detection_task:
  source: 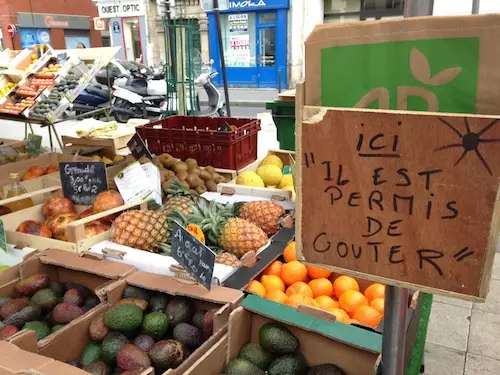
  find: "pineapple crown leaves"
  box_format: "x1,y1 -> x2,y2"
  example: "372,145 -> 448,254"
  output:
164,179 -> 198,200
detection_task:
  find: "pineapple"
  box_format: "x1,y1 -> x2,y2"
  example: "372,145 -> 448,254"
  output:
169,199 -> 268,258
112,210 -> 169,252
237,201 -> 285,236
215,252 -> 243,267
162,180 -> 198,216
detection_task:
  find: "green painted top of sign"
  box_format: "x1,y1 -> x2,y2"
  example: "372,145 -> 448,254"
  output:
26,134 -> 42,156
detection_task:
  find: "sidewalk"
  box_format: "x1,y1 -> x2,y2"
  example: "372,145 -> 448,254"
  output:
198,88 -> 279,107
424,251 -> 500,374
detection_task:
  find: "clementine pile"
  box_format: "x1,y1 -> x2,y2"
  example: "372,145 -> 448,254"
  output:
261,274 -> 285,293
263,260 -> 283,277
352,306 -> 382,328
315,296 -> 339,310
339,290 -> 369,317
286,281 -> 313,298
333,276 -> 360,299
247,280 -> 266,297
308,278 -> 334,299
266,289 -> 288,304
283,241 -> 297,263
286,294 -> 319,308
281,260 -> 308,286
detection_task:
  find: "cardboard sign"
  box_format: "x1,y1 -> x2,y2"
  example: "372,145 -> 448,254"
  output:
0,220 -> 6,252
26,134 -> 42,156
127,133 -> 153,161
114,162 -> 161,206
305,14 -> 500,116
59,162 -> 108,205
171,222 -> 216,290
297,107 -> 500,300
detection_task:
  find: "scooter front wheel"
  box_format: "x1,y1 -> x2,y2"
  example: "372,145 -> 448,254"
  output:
113,99 -> 132,123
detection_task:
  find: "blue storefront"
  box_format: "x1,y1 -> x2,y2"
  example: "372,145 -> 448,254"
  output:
208,0 -> 289,88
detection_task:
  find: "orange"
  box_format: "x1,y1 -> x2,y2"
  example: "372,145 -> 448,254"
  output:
306,265 -> 332,279
286,281 -> 313,298
281,260 -> 308,286
352,306 -> 382,328
364,283 -> 386,302
263,260 -> 283,277
283,241 -> 297,263
327,307 -> 350,324
339,290 -> 369,317
260,275 -> 285,293
349,319 -> 361,325
370,298 -> 385,315
315,296 -> 339,311
266,289 -> 288,304
333,275 -> 360,299
247,280 -> 266,297
286,294 -> 318,308
308,278 -> 334,298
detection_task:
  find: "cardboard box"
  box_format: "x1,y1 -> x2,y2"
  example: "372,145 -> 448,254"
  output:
35,271 -> 243,375
218,150 -> 295,201
0,188 -> 149,253
187,295 -> 381,375
62,134 -> 134,160
2,248 -> 135,351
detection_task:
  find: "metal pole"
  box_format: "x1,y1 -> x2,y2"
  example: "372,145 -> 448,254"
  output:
472,0 -> 480,14
380,286 -> 408,375
166,1 -> 176,75
213,0 -> 232,117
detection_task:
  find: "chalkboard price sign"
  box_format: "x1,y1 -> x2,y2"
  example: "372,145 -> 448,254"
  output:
127,133 -> 153,160
59,162 -> 108,205
171,222 -> 216,290
26,134 -> 42,156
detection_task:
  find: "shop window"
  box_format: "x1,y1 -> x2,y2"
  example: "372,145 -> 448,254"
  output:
363,0 -> 403,10
221,13 -> 257,68
259,12 -> 276,23
64,30 -> 90,49
122,18 -> 142,62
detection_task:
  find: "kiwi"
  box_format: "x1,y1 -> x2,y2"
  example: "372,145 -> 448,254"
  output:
138,156 -> 150,164
195,185 -> 207,194
213,174 -> 226,184
199,170 -> 212,181
185,174 -> 202,188
185,158 -> 198,168
172,161 -> 188,174
204,166 -> 216,174
205,180 -> 218,192
179,180 -> 190,189
152,159 -> 164,170
176,171 -> 189,181
159,169 -> 172,183
163,158 -> 178,169
189,189 -> 198,195
159,153 -> 172,160
191,167 -> 202,176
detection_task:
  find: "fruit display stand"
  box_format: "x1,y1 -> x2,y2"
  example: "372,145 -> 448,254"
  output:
28,271 -> 243,374
217,149 -> 296,201
0,248 -> 135,351
0,187 -> 149,254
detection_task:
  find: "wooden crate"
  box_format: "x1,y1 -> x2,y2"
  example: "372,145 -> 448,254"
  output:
62,134 -> 134,159
217,149 -> 295,201
0,186 -> 149,254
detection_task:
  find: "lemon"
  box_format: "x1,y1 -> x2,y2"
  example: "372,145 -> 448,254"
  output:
236,171 -> 265,187
259,155 -> 284,171
278,174 -> 294,189
256,164 -> 283,187
282,185 -> 296,201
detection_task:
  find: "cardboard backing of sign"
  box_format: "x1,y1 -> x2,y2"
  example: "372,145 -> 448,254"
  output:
33,271 -> 243,375
305,14 -> 500,116
1,248 -> 135,350
295,101 -> 500,301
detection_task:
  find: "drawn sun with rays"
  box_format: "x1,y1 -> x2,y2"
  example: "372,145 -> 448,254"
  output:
434,117 -> 500,176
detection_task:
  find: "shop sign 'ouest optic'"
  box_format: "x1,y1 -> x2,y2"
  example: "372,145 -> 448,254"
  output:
97,0 -> 145,18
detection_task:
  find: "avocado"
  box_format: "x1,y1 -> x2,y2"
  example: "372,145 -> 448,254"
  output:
63,289 -> 84,306
81,341 -> 102,366
101,332 -> 129,364
15,274 -> 49,296
51,324 -> 65,333
202,309 -> 215,341
172,323 -> 202,349
141,312 -> 169,340
122,286 -> 150,302
238,343 -> 274,370
259,323 -> 300,355
268,353 -> 307,375
23,321 -> 51,341
4,305 -> 42,328
67,360 -> 82,368
226,358 -> 265,375
62,282 -> 92,299
104,304 -> 143,332
52,303 -> 84,324
192,310 -> 206,329
134,334 -> 155,352
82,295 -> 101,312
149,294 -> 169,312
116,298 -> 148,311
116,344 -> 151,371
0,298 -> 30,319
165,298 -> 194,326
307,364 -> 347,375
83,360 -> 109,375
89,313 -> 109,342
148,339 -> 185,369
31,288 -> 58,311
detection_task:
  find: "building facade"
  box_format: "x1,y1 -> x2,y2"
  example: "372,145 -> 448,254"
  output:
0,0 -> 103,50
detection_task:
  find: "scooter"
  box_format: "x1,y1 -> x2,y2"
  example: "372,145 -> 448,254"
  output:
71,84 -> 110,117
159,60 -> 226,119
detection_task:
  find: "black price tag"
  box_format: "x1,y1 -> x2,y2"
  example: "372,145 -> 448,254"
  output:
59,162 -> 108,205
171,222 -> 216,290
127,133 -> 153,161
26,134 -> 43,156
0,220 -> 7,252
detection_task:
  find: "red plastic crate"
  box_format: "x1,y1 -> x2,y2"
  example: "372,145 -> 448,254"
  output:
136,116 -> 261,170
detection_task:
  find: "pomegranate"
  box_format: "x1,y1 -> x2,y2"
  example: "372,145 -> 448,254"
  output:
78,208 -> 112,226
84,222 -> 111,238
41,197 -> 76,219
93,190 -> 124,213
22,166 -> 45,181
46,213 -> 79,241
16,220 -> 52,238
78,208 -> 94,219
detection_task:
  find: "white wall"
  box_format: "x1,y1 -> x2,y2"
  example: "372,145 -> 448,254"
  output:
433,0 -> 500,15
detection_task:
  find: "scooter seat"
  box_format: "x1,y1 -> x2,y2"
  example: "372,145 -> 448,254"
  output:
86,85 -> 109,98
124,85 -> 148,96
